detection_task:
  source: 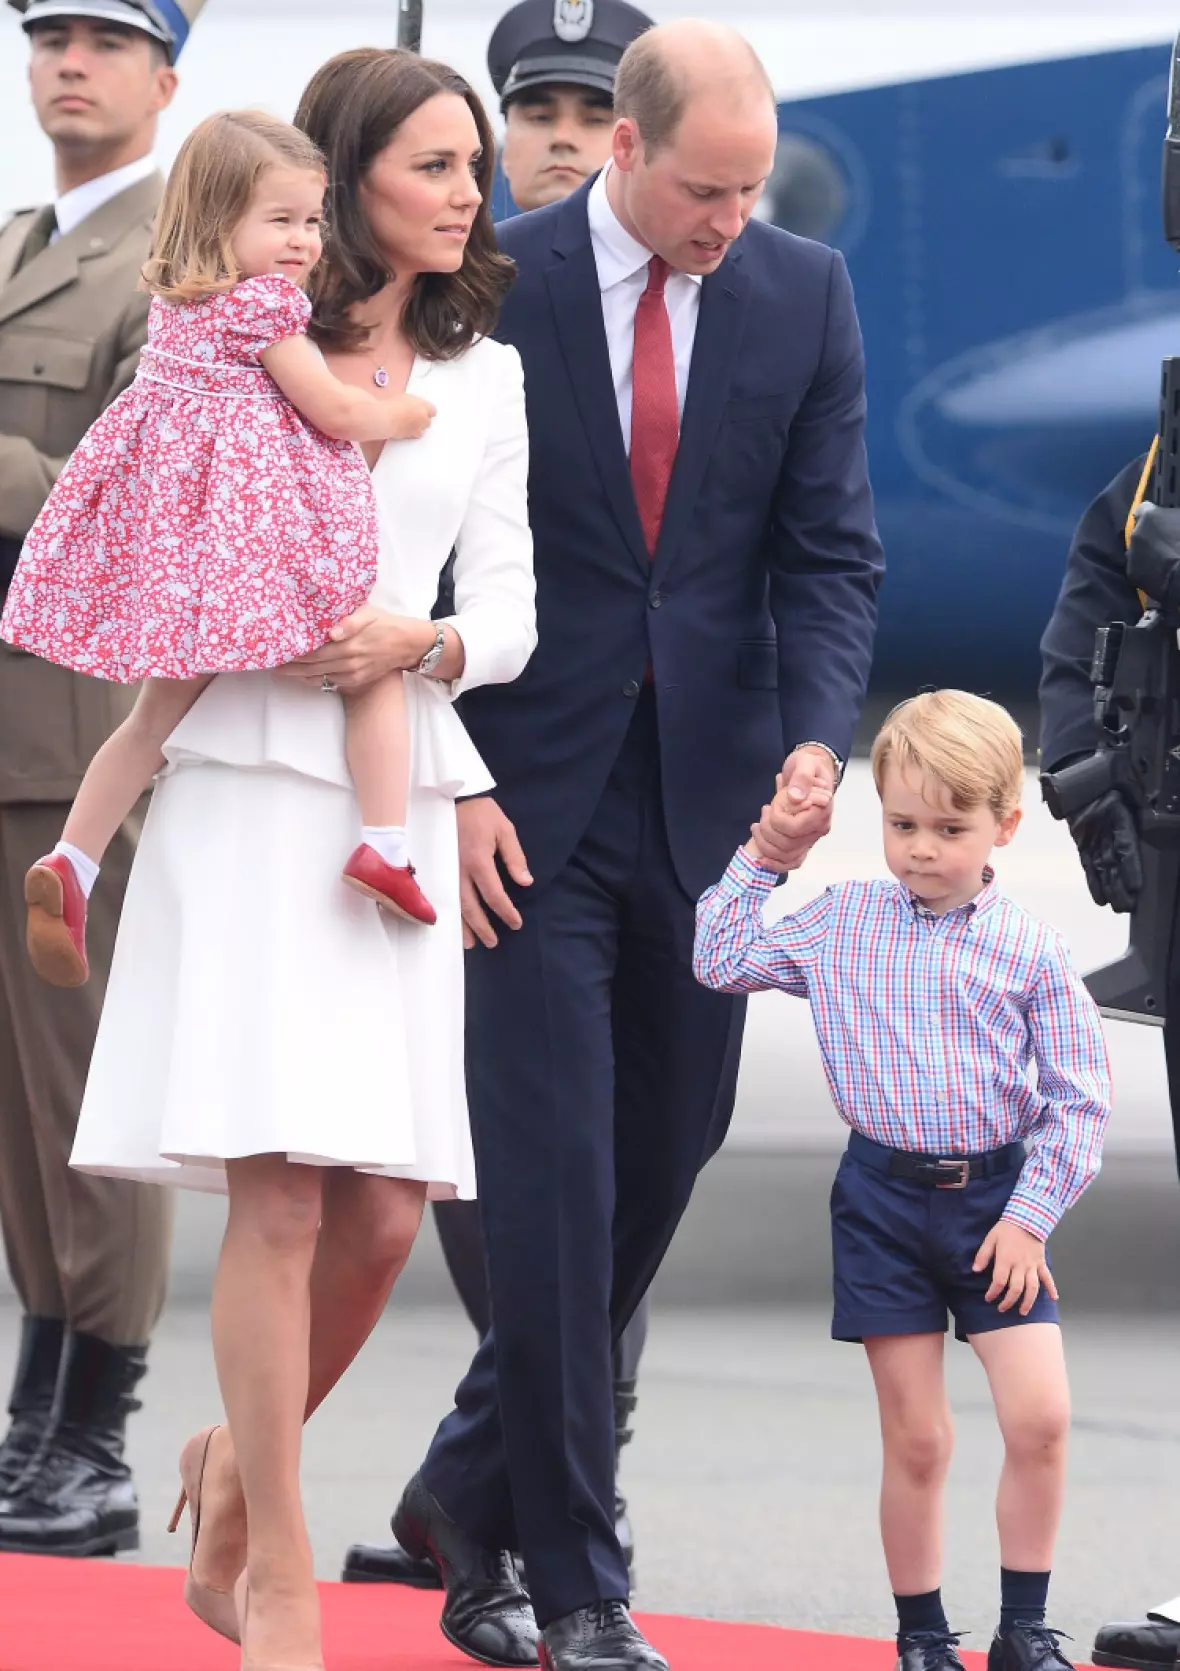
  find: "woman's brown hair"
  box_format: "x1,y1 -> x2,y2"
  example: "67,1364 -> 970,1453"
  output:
294,49 -> 514,361
143,111 -> 325,304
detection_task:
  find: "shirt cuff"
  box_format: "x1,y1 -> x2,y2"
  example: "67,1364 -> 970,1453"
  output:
720,847 -> 782,891
1000,1189 -> 1060,1242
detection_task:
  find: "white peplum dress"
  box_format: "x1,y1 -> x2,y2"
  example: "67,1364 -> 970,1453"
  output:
70,338 -> 536,1200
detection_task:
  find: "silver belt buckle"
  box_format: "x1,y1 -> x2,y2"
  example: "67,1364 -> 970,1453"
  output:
934,1158 -> 970,1190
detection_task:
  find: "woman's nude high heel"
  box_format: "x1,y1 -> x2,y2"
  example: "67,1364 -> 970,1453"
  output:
168,1425 -> 241,1644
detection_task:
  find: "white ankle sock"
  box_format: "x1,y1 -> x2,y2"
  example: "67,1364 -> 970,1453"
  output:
54,841 -> 100,899
362,825 -> 409,868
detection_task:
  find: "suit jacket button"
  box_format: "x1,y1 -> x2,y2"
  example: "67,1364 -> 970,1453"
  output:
649,592 -> 663,609
33,363 -> 45,376
622,679 -> 640,698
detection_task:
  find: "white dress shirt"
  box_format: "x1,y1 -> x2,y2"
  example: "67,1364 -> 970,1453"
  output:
587,165 -> 702,454
52,154 -> 158,242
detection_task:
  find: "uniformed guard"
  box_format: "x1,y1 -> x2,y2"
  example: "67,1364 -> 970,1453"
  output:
339,0 -> 658,1596
490,0 -> 654,214
1040,454 -> 1180,1671
1040,37 -> 1180,1660
0,0 -> 200,1558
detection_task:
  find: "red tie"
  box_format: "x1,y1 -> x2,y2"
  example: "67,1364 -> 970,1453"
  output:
630,254 -> 679,557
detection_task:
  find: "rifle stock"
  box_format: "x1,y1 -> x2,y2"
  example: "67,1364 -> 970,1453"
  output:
1083,843 -> 1179,1024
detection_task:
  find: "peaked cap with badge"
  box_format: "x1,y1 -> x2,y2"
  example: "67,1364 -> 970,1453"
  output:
488,0 -> 654,110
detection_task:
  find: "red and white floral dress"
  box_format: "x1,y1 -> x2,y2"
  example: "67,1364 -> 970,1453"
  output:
0,274 -> 377,681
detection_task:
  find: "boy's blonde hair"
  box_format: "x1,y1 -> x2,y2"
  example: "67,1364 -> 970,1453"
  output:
143,111 -> 325,304
870,690 -> 1024,817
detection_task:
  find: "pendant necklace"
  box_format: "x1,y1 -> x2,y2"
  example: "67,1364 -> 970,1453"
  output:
369,324 -> 394,389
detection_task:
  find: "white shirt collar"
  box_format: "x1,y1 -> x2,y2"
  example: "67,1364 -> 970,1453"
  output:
54,154 -> 157,242
586,164 -> 703,292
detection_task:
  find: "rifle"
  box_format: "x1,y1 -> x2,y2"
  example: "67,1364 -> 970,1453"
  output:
1041,373 -> 1180,1022
397,0 -> 423,53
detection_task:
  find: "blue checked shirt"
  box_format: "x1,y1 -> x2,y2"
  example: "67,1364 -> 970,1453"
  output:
694,849 -> 1112,1241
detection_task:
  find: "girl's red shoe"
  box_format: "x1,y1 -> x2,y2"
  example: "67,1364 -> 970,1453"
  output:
342,844 -> 437,926
25,854 -> 89,986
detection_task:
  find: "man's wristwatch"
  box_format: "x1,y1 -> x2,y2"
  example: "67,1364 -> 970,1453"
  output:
417,624 -> 446,677
797,740 -> 845,785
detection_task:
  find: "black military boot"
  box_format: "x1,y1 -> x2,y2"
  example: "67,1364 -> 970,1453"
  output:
0,1330 -> 145,1556
613,1378 -> 638,1576
0,1317 -> 63,1501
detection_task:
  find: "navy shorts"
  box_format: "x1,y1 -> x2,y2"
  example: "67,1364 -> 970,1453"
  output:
830,1131 -> 1060,1344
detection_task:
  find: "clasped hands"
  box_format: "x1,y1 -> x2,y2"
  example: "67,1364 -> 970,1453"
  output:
744,744 -> 838,873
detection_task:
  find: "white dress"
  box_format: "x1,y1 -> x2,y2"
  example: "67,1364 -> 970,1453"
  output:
70,339 -> 536,1200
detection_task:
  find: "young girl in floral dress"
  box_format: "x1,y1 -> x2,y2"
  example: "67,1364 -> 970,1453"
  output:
1,109 -> 439,988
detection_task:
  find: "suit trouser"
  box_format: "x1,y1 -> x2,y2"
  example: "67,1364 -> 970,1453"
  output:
433,1196 -> 650,1379
0,804 -> 172,1346
422,693 -> 745,1627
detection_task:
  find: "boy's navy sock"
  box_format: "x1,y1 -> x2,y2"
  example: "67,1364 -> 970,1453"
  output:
999,1568 -> 1051,1633
896,1588 -> 949,1649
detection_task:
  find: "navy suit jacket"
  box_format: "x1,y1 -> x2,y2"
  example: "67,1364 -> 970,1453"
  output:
458,178 -> 884,900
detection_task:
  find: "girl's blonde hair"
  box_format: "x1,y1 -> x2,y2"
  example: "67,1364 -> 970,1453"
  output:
870,690 -> 1025,818
143,111 -> 325,304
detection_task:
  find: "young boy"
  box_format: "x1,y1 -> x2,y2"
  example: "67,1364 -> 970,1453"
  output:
694,691 -> 1111,1671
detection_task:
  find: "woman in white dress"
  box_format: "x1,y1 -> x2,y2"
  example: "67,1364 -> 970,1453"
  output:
70,50 -> 535,1671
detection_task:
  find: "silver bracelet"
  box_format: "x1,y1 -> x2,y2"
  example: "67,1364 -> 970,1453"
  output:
796,740 -> 845,785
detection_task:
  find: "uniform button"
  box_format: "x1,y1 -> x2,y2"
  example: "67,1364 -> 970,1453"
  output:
622,679 -> 640,698
32,363 -> 44,376
649,591 -> 663,609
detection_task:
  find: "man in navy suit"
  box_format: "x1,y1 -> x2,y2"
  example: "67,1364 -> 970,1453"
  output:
392,21 -> 884,1671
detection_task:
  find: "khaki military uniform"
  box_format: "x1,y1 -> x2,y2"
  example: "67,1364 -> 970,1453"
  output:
0,174 -> 172,1348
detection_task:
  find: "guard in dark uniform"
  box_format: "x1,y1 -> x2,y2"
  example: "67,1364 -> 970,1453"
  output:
1040,450 -> 1180,1671
340,0 -> 656,1593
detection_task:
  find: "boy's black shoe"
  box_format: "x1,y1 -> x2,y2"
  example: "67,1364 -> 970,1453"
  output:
897,1629 -> 968,1669
987,1624 -> 1074,1670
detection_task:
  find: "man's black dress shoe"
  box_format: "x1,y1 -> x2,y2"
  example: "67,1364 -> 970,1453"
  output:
986,1624 -> 1074,1670
1093,1615 -> 1180,1670
341,1537 -> 442,1589
391,1472 -> 539,1668
896,1629 -> 968,1669
539,1602 -> 668,1671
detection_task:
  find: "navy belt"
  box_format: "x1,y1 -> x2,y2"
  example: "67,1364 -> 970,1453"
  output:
847,1129 -> 1026,1191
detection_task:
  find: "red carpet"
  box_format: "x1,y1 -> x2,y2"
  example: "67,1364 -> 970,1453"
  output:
0,1556 -> 1094,1670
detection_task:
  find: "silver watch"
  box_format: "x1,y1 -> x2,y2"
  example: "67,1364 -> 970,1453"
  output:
417,624 -> 446,677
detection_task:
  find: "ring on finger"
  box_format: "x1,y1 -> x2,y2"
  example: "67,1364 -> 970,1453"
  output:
320,675 -> 338,693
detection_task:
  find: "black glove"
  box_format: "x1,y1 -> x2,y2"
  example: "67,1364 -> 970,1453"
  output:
1066,789 -> 1143,912
1126,500 -> 1180,611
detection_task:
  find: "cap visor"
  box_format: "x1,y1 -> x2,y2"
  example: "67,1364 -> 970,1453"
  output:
503,61 -> 617,105
19,0 -> 169,42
